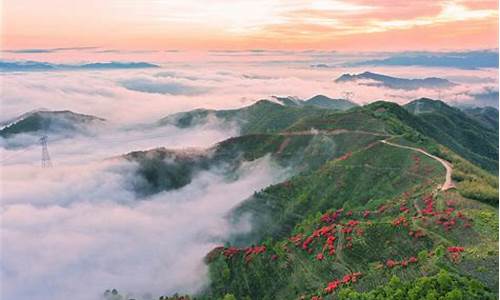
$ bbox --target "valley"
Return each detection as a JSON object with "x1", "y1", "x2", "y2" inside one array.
[{"x1": 1, "y1": 83, "x2": 498, "y2": 300}]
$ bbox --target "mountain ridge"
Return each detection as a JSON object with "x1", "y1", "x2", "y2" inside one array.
[
  {"x1": 335, "y1": 71, "x2": 456, "y2": 90},
  {"x1": 0, "y1": 110, "x2": 105, "y2": 138}
]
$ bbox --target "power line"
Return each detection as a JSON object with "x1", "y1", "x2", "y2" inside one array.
[{"x1": 0, "y1": 147, "x2": 32, "y2": 164}]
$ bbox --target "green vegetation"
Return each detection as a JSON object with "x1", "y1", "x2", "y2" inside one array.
[
  {"x1": 125, "y1": 131, "x2": 385, "y2": 197},
  {"x1": 446, "y1": 150, "x2": 499, "y2": 205},
  {"x1": 122, "y1": 99, "x2": 498, "y2": 299},
  {"x1": 338, "y1": 270, "x2": 495, "y2": 300},
  {"x1": 461, "y1": 106, "x2": 498, "y2": 132},
  {"x1": 304, "y1": 95, "x2": 358, "y2": 110},
  {"x1": 0, "y1": 110, "x2": 104, "y2": 137},
  {"x1": 403, "y1": 98, "x2": 498, "y2": 173},
  {"x1": 158, "y1": 100, "x2": 334, "y2": 135},
  {"x1": 230, "y1": 142, "x2": 443, "y2": 243}
]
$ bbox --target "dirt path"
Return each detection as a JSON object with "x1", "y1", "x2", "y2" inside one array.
[
  {"x1": 276, "y1": 137, "x2": 291, "y2": 154},
  {"x1": 381, "y1": 140, "x2": 455, "y2": 191},
  {"x1": 278, "y1": 129, "x2": 388, "y2": 137}
]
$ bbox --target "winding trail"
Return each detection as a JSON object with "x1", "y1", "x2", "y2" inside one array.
[
  {"x1": 275, "y1": 128, "x2": 454, "y2": 192},
  {"x1": 278, "y1": 129, "x2": 388, "y2": 137},
  {"x1": 381, "y1": 140, "x2": 455, "y2": 191}
]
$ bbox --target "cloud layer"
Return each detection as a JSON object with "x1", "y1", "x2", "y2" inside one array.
[
  {"x1": 0, "y1": 54, "x2": 498, "y2": 300},
  {"x1": 1, "y1": 156, "x2": 288, "y2": 300}
]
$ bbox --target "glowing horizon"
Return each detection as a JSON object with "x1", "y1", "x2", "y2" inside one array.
[{"x1": 2, "y1": 0, "x2": 498, "y2": 52}]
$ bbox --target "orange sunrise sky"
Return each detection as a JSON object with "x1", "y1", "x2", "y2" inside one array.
[{"x1": 1, "y1": 0, "x2": 498, "y2": 51}]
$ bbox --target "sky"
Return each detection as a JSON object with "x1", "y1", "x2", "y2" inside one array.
[
  {"x1": 2, "y1": 0, "x2": 498, "y2": 51},
  {"x1": 0, "y1": 1, "x2": 498, "y2": 300}
]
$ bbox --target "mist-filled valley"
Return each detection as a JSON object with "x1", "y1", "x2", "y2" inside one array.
[{"x1": 1, "y1": 49, "x2": 499, "y2": 300}]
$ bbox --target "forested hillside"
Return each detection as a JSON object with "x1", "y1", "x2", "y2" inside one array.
[{"x1": 117, "y1": 99, "x2": 498, "y2": 300}]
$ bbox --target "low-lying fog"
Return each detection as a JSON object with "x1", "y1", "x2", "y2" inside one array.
[{"x1": 1, "y1": 51, "x2": 497, "y2": 300}]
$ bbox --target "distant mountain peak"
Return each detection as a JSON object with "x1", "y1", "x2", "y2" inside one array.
[
  {"x1": 305, "y1": 94, "x2": 358, "y2": 110},
  {"x1": 335, "y1": 71, "x2": 456, "y2": 90},
  {"x1": 270, "y1": 95, "x2": 303, "y2": 106},
  {"x1": 0, "y1": 109, "x2": 105, "y2": 139}
]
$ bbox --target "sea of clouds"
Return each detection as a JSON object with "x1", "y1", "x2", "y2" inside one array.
[{"x1": 0, "y1": 50, "x2": 498, "y2": 300}]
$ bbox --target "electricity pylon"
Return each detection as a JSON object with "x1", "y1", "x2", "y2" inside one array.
[
  {"x1": 342, "y1": 91, "x2": 354, "y2": 101},
  {"x1": 40, "y1": 135, "x2": 52, "y2": 168}
]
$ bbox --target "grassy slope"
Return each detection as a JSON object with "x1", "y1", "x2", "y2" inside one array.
[
  {"x1": 125, "y1": 132, "x2": 385, "y2": 197},
  {"x1": 229, "y1": 142, "x2": 443, "y2": 244},
  {"x1": 403, "y1": 99, "x2": 498, "y2": 173},
  {"x1": 158, "y1": 100, "x2": 344, "y2": 135},
  {"x1": 197, "y1": 102, "x2": 498, "y2": 300},
  {"x1": 203, "y1": 149, "x2": 498, "y2": 299},
  {"x1": 462, "y1": 106, "x2": 499, "y2": 132},
  {"x1": 127, "y1": 105, "x2": 392, "y2": 198},
  {"x1": 127, "y1": 100, "x2": 497, "y2": 300}
]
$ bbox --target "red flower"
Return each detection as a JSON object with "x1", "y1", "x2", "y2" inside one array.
[
  {"x1": 447, "y1": 246, "x2": 464, "y2": 253},
  {"x1": 386, "y1": 259, "x2": 397, "y2": 268},
  {"x1": 223, "y1": 247, "x2": 240, "y2": 258}
]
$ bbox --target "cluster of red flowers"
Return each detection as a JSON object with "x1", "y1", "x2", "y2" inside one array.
[
  {"x1": 292, "y1": 213, "x2": 365, "y2": 261},
  {"x1": 221, "y1": 245, "x2": 267, "y2": 263},
  {"x1": 320, "y1": 208, "x2": 343, "y2": 223},
  {"x1": 377, "y1": 205, "x2": 388, "y2": 214},
  {"x1": 244, "y1": 245, "x2": 266, "y2": 263},
  {"x1": 436, "y1": 216, "x2": 456, "y2": 231},
  {"x1": 408, "y1": 229, "x2": 426, "y2": 238},
  {"x1": 341, "y1": 220, "x2": 360, "y2": 234},
  {"x1": 385, "y1": 256, "x2": 418, "y2": 268},
  {"x1": 448, "y1": 246, "x2": 465, "y2": 253},
  {"x1": 419, "y1": 195, "x2": 472, "y2": 231},
  {"x1": 421, "y1": 195, "x2": 435, "y2": 215},
  {"x1": 324, "y1": 235, "x2": 337, "y2": 255},
  {"x1": 400, "y1": 204, "x2": 410, "y2": 213},
  {"x1": 302, "y1": 224, "x2": 337, "y2": 255},
  {"x1": 447, "y1": 246, "x2": 465, "y2": 263},
  {"x1": 289, "y1": 233, "x2": 304, "y2": 246},
  {"x1": 324, "y1": 272, "x2": 362, "y2": 294},
  {"x1": 392, "y1": 216, "x2": 409, "y2": 227},
  {"x1": 222, "y1": 247, "x2": 240, "y2": 258}
]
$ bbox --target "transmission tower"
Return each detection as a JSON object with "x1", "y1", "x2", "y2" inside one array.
[
  {"x1": 342, "y1": 91, "x2": 354, "y2": 101},
  {"x1": 40, "y1": 135, "x2": 52, "y2": 168}
]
